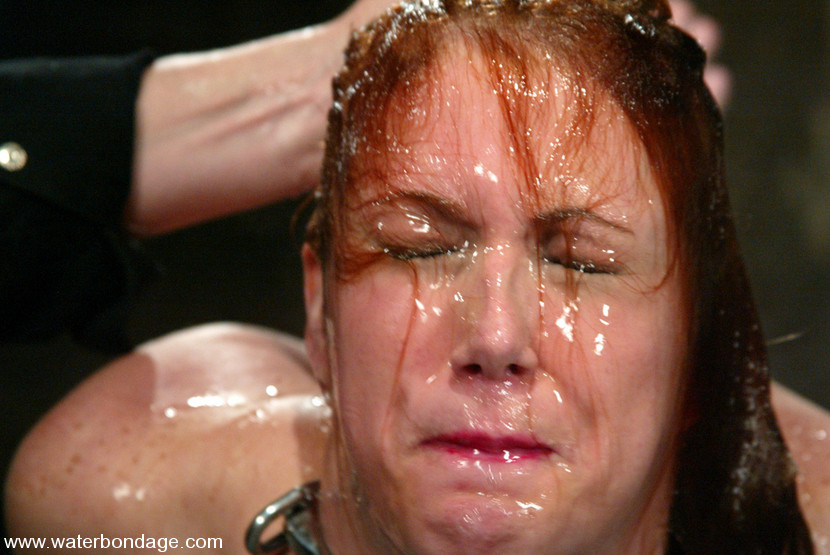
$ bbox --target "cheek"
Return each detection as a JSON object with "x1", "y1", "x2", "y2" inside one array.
[
  {"x1": 329, "y1": 260, "x2": 470, "y2": 394},
  {"x1": 542, "y1": 282, "x2": 687, "y2": 476},
  {"x1": 327, "y1": 269, "x2": 421, "y2": 455}
]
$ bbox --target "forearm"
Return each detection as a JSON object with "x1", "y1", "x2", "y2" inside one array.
[{"x1": 129, "y1": 22, "x2": 343, "y2": 236}]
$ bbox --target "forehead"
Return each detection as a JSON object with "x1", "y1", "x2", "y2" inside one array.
[{"x1": 354, "y1": 44, "x2": 660, "y2": 220}]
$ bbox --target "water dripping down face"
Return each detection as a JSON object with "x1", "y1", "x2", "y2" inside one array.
[{"x1": 305, "y1": 47, "x2": 689, "y2": 555}]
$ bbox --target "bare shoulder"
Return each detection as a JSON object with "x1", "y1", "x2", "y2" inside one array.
[
  {"x1": 5, "y1": 323, "x2": 328, "y2": 554},
  {"x1": 771, "y1": 382, "x2": 830, "y2": 547}
]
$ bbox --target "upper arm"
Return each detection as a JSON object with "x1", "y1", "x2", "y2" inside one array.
[
  {"x1": 772, "y1": 382, "x2": 830, "y2": 544},
  {"x1": 5, "y1": 323, "x2": 327, "y2": 553}
]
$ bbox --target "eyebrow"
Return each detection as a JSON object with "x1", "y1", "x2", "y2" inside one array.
[
  {"x1": 358, "y1": 191, "x2": 633, "y2": 235},
  {"x1": 360, "y1": 190, "x2": 475, "y2": 228},
  {"x1": 535, "y1": 207, "x2": 634, "y2": 235}
]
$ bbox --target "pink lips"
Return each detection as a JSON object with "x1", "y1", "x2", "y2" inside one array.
[{"x1": 422, "y1": 432, "x2": 553, "y2": 462}]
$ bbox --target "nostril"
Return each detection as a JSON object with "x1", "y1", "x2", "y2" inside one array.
[
  {"x1": 459, "y1": 363, "x2": 529, "y2": 377},
  {"x1": 466, "y1": 364, "x2": 483, "y2": 375}
]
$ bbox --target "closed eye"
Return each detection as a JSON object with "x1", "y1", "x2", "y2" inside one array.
[
  {"x1": 545, "y1": 257, "x2": 613, "y2": 275},
  {"x1": 385, "y1": 245, "x2": 458, "y2": 261}
]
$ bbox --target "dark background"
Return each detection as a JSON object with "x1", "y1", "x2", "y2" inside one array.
[{"x1": 2, "y1": 0, "x2": 828, "y2": 548}]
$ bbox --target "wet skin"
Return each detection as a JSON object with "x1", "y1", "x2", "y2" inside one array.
[
  {"x1": 8, "y1": 36, "x2": 830, "y2": 555},
  {"x1": 304, "y1": 50, "x2": 688, "y2": 554},
  {"x1": 5, "y1": 323, "x2": 830, "y2": 554}
]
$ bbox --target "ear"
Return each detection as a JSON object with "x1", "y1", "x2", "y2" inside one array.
[{"x1": 302, "y1": 243, "x2": 331, "y2": 388}]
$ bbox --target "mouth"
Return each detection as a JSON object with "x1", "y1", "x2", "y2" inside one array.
[{"x1": 421, "y1": 432, "x2": 554, "y2": 463}]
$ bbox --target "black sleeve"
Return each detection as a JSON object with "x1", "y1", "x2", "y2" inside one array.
[{"x1": 0, "y1": 52, "x2": 157, "y2": 352}]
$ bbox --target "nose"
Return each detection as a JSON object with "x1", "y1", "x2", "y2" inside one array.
[{"x1": 450, "y1": 245, "x2": 539, "y2": 382}]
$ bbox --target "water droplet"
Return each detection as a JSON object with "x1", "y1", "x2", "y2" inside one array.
[
  {"x1": 593, "y1": 333, "x2": 605, "y2": 356},
  {"x1": 515, "y1": 500, "x2": 543, "y2": 514},
  {"x1": 112, "y1": 482, "x2": 147, "y2": 503}
]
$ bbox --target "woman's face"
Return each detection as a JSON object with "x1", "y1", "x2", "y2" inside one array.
[{"x1": 306, "y1": 51, "x2": 688, "y2": 554}]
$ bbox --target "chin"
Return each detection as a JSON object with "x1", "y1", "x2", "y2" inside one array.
[
  {"x1": 382, "y1": 459, "x2": 663, "y2": 555},
  {"x1": 443, "y1": 493, "x2": 541, "y2": 544},
  {"x1": 386, "y1": 468, "x2": 558, "y2": 555}
]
